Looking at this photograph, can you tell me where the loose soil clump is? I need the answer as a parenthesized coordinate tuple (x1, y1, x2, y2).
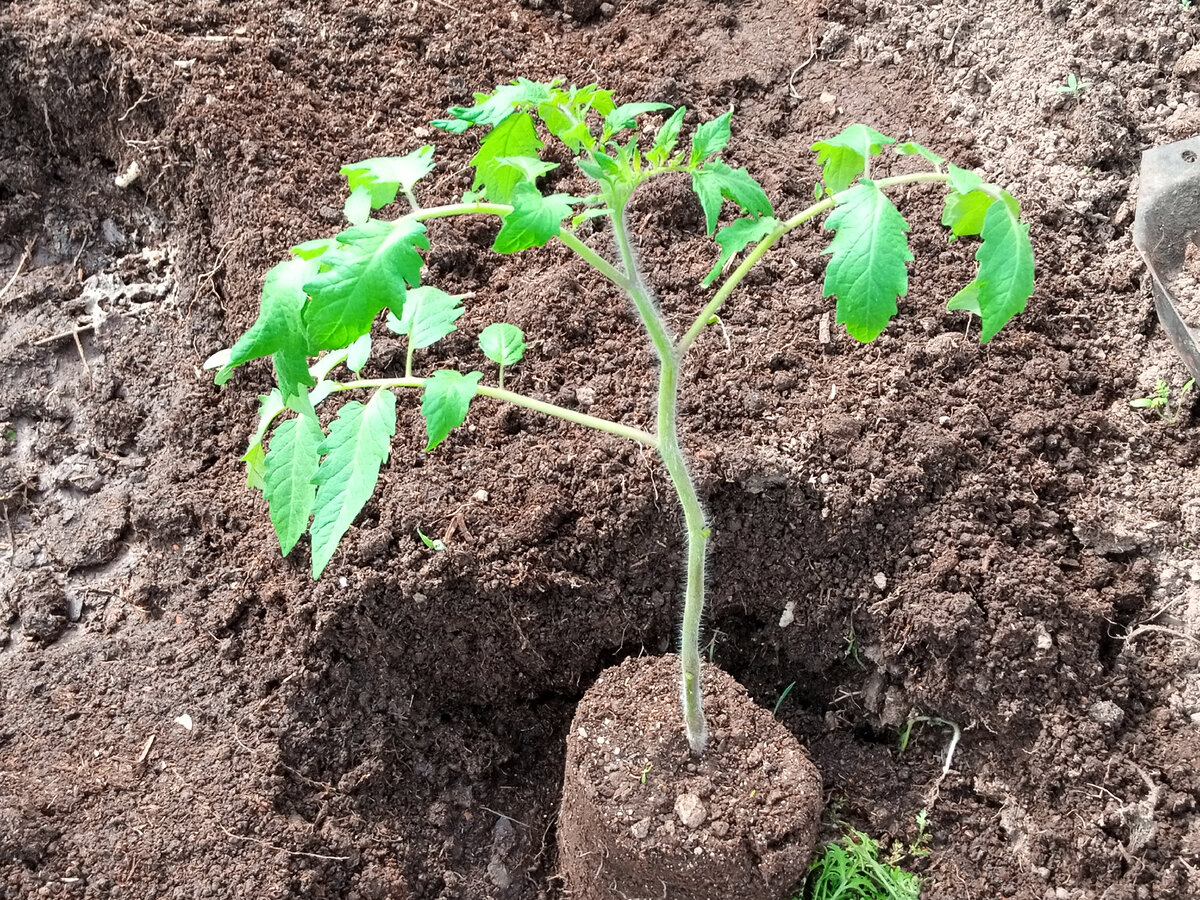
(558, 655, 822, 898)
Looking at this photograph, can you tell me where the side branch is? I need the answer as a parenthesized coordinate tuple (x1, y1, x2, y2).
(676, 171, 953, 358)
(330, 377, 658, 448)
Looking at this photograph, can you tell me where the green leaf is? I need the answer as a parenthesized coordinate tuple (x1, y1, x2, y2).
(346, 333, 372, 373)
(537, 100, 594, 152)
(571, 206, 613, 227)
(292, 238, 333, 260)
(942, 166, 1006, 241)
(574, 84, 615, 116)
(946, 163, 985, 195)
(492, 184, 576, 253)
(416, 528, 446, 551)
(216, 256, 320, 399)
(309, 390, 397, 578)
(895, 140, 945, 167)
(946, 281, 981, 315)
(576, 150, 621, 184)
(244, 441, 267, 491)
(535, 84, 613, 152)
(303, 217, 429, 351)
(421, 370, 483, 451)
(344, 185, 372, 226)
(604, 101, 672, 134)
(492, 155, 559, 184)
(243, 389, 286, 489)
(340, 146, 436, 209)
(433, 117, 471, 135)
(941, 188, 994, 239)
(691, 162, 772, 234)
(479, 322, 526, 366)
(433, 78, 556, 131)
(974, 198, 1034, 343)
(651, 106, 686, 160)
(821, 180, 913, 342)
(384, 285, 466, 349)
(241, 355, 348, 490)
(702, 216, 779, 287)
(263, 413, 324, 556)
(690, 110, 732, 166)
(811, 124, 895, 193)
(471, 112, 546, 204)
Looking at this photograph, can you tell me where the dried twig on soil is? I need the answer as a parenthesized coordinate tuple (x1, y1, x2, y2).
(136, 734, 157, 765)
(195, 240, 235, 306)
(0, 236, 37, 304)
(217, 825, 351, 860)
(71, 237, 89, 273)
(788, 32, 817, 99)
(1, 505, 14, 561)
(1120, 595, 1200, 647)
(1123, 623, 1200, 647)
(479, 806, 529, 828)
(73, 329, 92, 380)
(30, 321, 96, 347)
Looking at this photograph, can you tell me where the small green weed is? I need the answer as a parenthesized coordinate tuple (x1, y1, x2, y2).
(844, 617, 866, 669)
(801, 821, 928, 900)
(1130, 377, 1194, 423)
(416, 528, 446, 551)
(773, 681, 797, 716)
(1055, 73, 1093, 96)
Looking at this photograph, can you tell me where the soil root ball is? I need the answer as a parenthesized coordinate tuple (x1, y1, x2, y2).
(557, 654, 822, 899)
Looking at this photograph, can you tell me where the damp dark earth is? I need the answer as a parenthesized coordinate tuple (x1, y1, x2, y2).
(3, 1, 1200, 898)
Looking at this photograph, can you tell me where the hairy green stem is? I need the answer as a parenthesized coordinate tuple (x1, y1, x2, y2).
(610, 198, 709, 755)
(611, 205, 676, 360)
(556, 229, 634, 293)
(331, 377, 657, 448)
(677, 170, 953, 358)
(657, 359, 709, 755)
(412, 201, 513, 222)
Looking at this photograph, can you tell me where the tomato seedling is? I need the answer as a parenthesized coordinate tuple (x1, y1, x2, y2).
(208, 79, 1034, 756)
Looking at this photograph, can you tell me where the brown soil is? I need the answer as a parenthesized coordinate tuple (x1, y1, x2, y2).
(2, 1, 1200, 899)
(557, 655, 822, 898)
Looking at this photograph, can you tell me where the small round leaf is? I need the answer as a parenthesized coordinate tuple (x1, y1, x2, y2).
(479, 323, 526, 366)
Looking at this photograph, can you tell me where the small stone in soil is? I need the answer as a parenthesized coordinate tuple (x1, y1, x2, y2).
(1088, 700, 1125, 729)
(630, 817, 652, 840)
(674, 793, 706, 828)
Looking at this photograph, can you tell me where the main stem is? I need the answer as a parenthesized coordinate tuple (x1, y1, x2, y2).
(611, 199, 710, 756)
(656, 361, 710, 755)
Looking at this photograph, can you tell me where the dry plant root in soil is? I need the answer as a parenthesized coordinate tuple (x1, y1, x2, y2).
(207, 77, 1033, 892)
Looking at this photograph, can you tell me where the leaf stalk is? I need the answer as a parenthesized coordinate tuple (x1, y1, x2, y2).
(329, 377, 658, 448)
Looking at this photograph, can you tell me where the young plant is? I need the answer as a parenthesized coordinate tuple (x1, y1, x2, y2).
(1129, 376, 1194, 423)
(1055, 72, 1092, 96)
(207, 79, 1034, 756)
